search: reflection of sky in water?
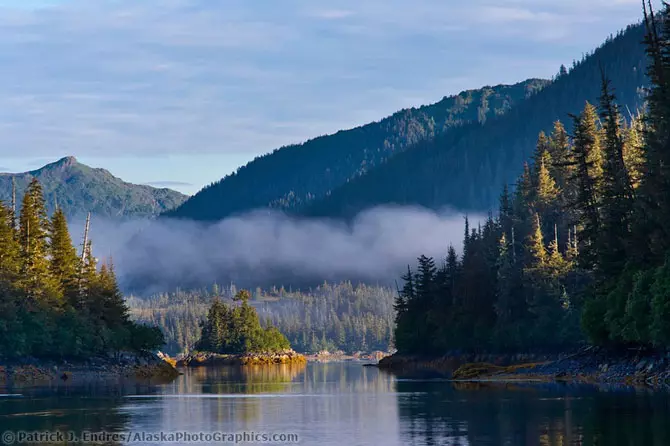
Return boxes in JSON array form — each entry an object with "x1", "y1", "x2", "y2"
[{"x1": 2, "y1": 363, "x2": 670, "y2": 445}]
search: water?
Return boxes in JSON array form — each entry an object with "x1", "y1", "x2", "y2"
[{"x1": 1, "y1": 362, "x2": 670, "y2": 445}]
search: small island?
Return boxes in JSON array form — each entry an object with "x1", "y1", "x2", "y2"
[{"x1": 177, "y1": 290, "x2": 306, "y2": 367}]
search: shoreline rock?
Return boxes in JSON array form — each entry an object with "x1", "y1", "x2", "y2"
[
  {"x1": 377, "y1": 347, "x2": 670, "y2": 387},
  {"x1": 304, "y1": 350, "x2": 391, "y2": 363},
  {"x1": 176, "y1": 350, "x2": 307, "y2": 367},
  {"x1": 0, "y1": 351, "x2": 180, "y2": 385}
]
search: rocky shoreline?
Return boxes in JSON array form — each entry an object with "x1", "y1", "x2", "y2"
[
  {"x1": 304, "y1": 350, "x2": 390, "y2": 363},
  {"x1": 176, "y1": 350, "x2": 307, "y2": 367},
  {"x1": 0, "y1": 351, "x2": 180, "y2": 385},
  {"x1": 377, "y1": 347, "x2": 670, "y2": 386}
]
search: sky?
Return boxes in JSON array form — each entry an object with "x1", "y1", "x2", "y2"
[{"x1": 0, "y1": 0, "x2": 643, "y2": 195}]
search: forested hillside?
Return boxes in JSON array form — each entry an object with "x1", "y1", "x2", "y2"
[
  {"x1": 0, "y1": 156, "x2": 187, "y2": 220},
  {"x1": 163, "y1": 80, "x2": 547, "y2": 221},
  {"x1": 129, "y1": 282, "x2": 395, "y2": 355},
  {"x1": 393, "y1": 5, "x2": 670, "y2": 354},
  {"x1": 305, "y1": 24, "x2": 648, "y2": 218},
  {"x1": 0, "y1": 178, "x2": 164, "y2": 359}
]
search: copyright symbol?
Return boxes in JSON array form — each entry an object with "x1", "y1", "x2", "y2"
[{"x1": 2, "y1": 431, "x2": 15, "y2": 445}]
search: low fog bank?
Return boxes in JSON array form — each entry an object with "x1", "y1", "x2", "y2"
[{"x1": 69, "y1": 207, "x2": 481, "y2": 295}]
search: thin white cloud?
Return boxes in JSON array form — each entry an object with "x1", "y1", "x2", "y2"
[
  {"x1": 0, "y1": 0, "x2": 643, "y2": 170},
  {"x1": 308, "y1": 9, "x2": 355, "y2": 20}
]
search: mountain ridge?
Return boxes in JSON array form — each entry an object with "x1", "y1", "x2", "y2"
[
  {"x1": 303, "y1": 24, "x2": 648, "y2": 217},
  {"x1": 0, "y1": 156, "x2": 187, "y2": 220},
  {"x1": 163, "y1": 23, "x2": 648, "y2": 223},
  {"x1": 164, "y1": 79, "x2": 549, "y2": 221}
]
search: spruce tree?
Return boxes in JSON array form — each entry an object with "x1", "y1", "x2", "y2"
[
  {"x1": 548, "y1": 121, "x2": 572, "y2": 192},
  {"x1": 493, "y1": 232, "x2": 526, "y2": 349},
  {"x1": 532, "y1": 132, "x2": 551, "y2": 170},
  {"x1": 0, "y1": 202, "x2": 20, "y2": 285},
  {"x1": 638, "y1": 2, "x2": 670, "y2": 259},
  {"x1": 527, "y1": 214, "x2": 547, "y2": 269},
  {"x1": 597, "y1": 75, "x2": 635, "y2": 278},
  {"x1": 97, "y1": 260, "x2": 130, "y2": 329},
  {"x1": 49, "y1": 208, "x2": 80, "y2": 302},
  {"x1": 546, "y1": 225, "x2": 567, "y2": 278},
  {"x1": 18, "y1": 179, "x2": 58, "y2": 301},
  {"x1": 535, "y1": 152, "x2": 559, "y2": 206},
  {"x1": 583, "y1": 102, "x2": 604, "y2": 193},
  {"x1": 569, "y1": 104, "x2": 602, "y2": 268},
  {"x1": 623, "y1": 115, "x2": 645, "y2": 189}
]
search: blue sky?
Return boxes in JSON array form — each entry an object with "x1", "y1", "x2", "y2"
[{"x1": 0, "y1": 0, "x2": 642, "y2": 195}]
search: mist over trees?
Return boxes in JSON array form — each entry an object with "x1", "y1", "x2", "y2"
[
  {"x1": 159, "y1": 21, "x2": 647, "y2": 224},
  {"x1": 394, "y1": 3, "x2": 670, "y2": 354},
  {"x1": 129, "y1": 282, "x2": 395, "y2": 355},
  {"x1": 0, "y1": 178, "x2": 164, "y2": 359}
]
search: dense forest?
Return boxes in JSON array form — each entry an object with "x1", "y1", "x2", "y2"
[
  {"x1": 0, "y1": 156, "x2": 186, "y2": 220},
  {"x1": 164, "y1": 22, "x2": 647, "y2": 224},
  {"x1": 305, "y1": 23, "x2": 648, "y2": 218},
  {"x1": 394, "y1": 4, "x2": 670, "y2": 354},
  {"x1": 163, "y1": 80, "x2": 547, "y2": 221},
  {"x1": 0, "y1": 178, "x2": 165, "y2": 359},
  {"x1": 195, "y1": 290, "x2": 291, "y2": 354},
  {"x1": 129, "y1": 282, "x2": 395, "y2": 355}
]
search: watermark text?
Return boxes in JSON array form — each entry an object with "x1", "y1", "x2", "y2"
[{"x1": 2, "y1": 430, "x2": 300, "y2": 444}]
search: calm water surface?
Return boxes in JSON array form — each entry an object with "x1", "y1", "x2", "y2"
[{"x1": 1, "y1": 362, "x2": 670, "y2": 445}]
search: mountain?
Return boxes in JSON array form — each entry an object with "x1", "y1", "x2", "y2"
[
  {"x1": 304, "y1": 24, "x2": 649, "y2": 218},
  {"x1": 164, "y1": 79, "x2": 549, "y2": 221},
  {"x1": 0, "y1": 156, "x2": 187, "y2": 219}
]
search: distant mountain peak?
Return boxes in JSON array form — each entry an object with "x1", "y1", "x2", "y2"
[
  {"x1": 0, "y1": 158, "x2": 187, "y2": 219},
  {"x1": 45, "y1": 156, "x2": 78, "y2": 170}
]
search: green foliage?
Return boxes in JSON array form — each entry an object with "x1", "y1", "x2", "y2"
[
  {"x1": 195, "y1": 291, "x2": 291, "y2": 354},
  {"x1": 0, "y1": 202, "x2": 20, "y2": 284},
  {"x1": 128, "y1": 324, "x2": 166, "y2": 352},
  {"x1": 166, "y1": 24, "x2": 647, "y2": 224},
  {"x1": 0, "y1": 179, "x2": 165, "y2": 360},
  {"x1": 394, "y1": 4, "x2": 670, "y2": 353},
  {"x1": 49, "y1": 208, "x2": 80, "y2": 300},
  {"x1": 650, "y1": 257, "x2": 670, "y2": 346},
  {"x1": 19, "y1": 179, "x2": 60, "y2": 301},
  {"x1": 603, "y1": 267, "x2": 636, "y2": 343},
  {"x1": 622, "y1": 269, "x2": 654, "y2": 344},
  {"x1": 302, "y1": 25, "x2": 647, "y2": 219},
  {"x1": 128, "y1": 282, "x2": 395, "y2": 355}
]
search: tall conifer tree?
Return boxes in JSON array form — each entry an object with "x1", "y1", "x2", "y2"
[
  {"x1": 0, "y1": 202, "x2": 20, "y2": 286},
  {"x1": 598, "y1": 75, "x2": 635, "y2": 278},
  {"x1": 18, "y1": 179, "x2": 58, "y2": 300},
  {"x1": 49, "y1": 208, "x2": 80, "y2": 302}
]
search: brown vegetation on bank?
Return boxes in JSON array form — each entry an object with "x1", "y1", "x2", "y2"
[{"x1": 176, "y1": 350, "x2": 306, "y2": 367}]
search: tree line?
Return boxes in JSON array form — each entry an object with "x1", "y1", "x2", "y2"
[
  {"x1": 304, "y1": 24, "x2": 647, "y2": 219},
  {"x1": 163, "y1": 77, "x2": 546, "y2": 222},
  {"x1": 129, "y1": 281, "x2": 395, "y2": 355},
  {"x1": 394, "y1": 4, "x2": 670, "y2": 354},
  {"x1": 0, "y1": 179, "x2": 164, "y2": 359}
]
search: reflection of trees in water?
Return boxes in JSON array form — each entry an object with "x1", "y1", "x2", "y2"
[
  {"x1": 160, "y1": 364, "x2": 308, "y2": 426},
  {"x1": 166, "y1": 363, "x2": 397, "y2": 430},
  {"x1": 193, "y1": 364, "x2": 307, "y2": 395},
  {"x1": 301, "y1": 363, "x2": 395, "y2": 394},
  {"x1": 0, "y1": 384, "x2": 163, "y2": 445},
  {"x1": 394, "y1": 380, "x2": 670, "y2": 446}
]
